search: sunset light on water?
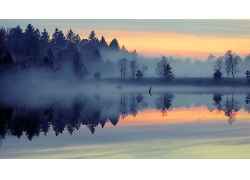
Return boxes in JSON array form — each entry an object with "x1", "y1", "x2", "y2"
[{"x1": 1, "y1": 2, "x2": 250, "y2": 178}]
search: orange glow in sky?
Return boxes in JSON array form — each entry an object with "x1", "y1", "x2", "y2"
[
  {"x1": 77, "y1": 29, "x2": 250, "y2": 60},
  {"x1": 104, "y1": 106, "x2": 250, "y2": 127},
  {"x1": 1, "y1": 19, "x2": 250, "y2": 61}
]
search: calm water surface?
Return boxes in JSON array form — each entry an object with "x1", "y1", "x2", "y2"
[{"x1": 1, "y1": 89, "x2": 250, "y2": 159}]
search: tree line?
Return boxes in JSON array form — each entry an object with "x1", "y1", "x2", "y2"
[
  {"x1": 0, "y1": 23, "x2": 139, "y2": 82},
  {"x1": 1, "y1": 23, "x2": 250, "y2": 83}
]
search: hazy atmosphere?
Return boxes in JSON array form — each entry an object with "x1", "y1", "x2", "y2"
[{"x1": 1, "y1": 11, "x2": 250, "y2": 179}]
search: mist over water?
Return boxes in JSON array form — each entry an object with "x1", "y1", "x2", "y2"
[{"x1": 1, "y1": 22, "x2": 250, "y2": 159}]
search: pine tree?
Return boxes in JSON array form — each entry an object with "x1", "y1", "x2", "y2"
[{"x1": 213, "y1": 69, "x2": 222, "y2": 81}]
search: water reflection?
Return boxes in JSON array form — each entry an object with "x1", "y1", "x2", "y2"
[
  {"x1": 0, "y1": 92, "x2": 250, "y2": 143},
  {"x1": 246, "y1": 93, "x2": 250, "y2": 104},
  {"x1": 213, "y1": 93, "x2": 223, "y2": 111},
  {"x1": 155, "y1": 93, "x2": 174, "y2": 116},
  {"x1": 223, "y1": 95, "x2": 240, "y2": 125}
]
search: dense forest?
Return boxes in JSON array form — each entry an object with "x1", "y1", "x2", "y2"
[{"x1": 0, "y1": 23, "x2": 250, "y2": 85}]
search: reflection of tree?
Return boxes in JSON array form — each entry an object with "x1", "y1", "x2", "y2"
[
  {"x1": 118, "y1": 94, "x2": 129, "y2": 119},
  {"x1": 66, "y1": 99, "x2": 84, "y2": 135},
  {"x1": 136, "y1": 94, "x2": 148, "y2": 108},
  {"x1": 99, "y1": 118, "x2": 108, "y2": 128},
  {"x1": 108, "y1": 114, "x2": 120, "y2": 126},
  {"x1": 83, "y1": 108, "x2": 102, "y2": 134},
  {"x1": 129, "y1": 94, "x2": 138, "y2": 117},
  {"x1": 10, "y1": 106, "x2": 42, "y2": 140},
  {"x1": 42, "y1": 107, "x2": 53, "y2": 135},
  {"x1": 23, "y1": 108, "x2": 41, "y2": 141},
  {"x1": 246, "y1": 93, "x2": 250, "y2": 104},
  {"x1": 155, "y1": 93, "x2": 175, "y2": 116},
  {"x1": 244, "y1": 93, "x2": 250, "y2": 113},
  {"x1": 222, "y1": 95, "x2": 239, "y2": 125},
  {"x1": 0, "y1": 106, "x2": 13, "y2": 139},
  {"x1": 213, "y1": 93, "x2": 223, "y2": 112},
  {"x1": 0, "y1": 92, "x2": 148, "y2": 141},
  {"x1": 51, "y1": 103, "x2": 69, "y2": 136}
]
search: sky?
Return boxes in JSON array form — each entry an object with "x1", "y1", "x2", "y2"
[
  {"x1": 1, "y1": 0, "x2": 250, "y2": 61},
  {"x1": 1, "y1": 19, "x2": 250, "y2": 60},
  {"x1": 1, "y1": 1, "x2": 250, "y2": 179}
]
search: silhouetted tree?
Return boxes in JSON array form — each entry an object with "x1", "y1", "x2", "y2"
[
  {"x1": 109, "y1": 38, "x2": 120, "y2": 51},
  {"x1": 72, "y1": 51, "x2": 89, "y2": 83},
  {"x1": 6, "y1": 25, "x2": 23, "y2": 67},
  {"x1": 120, "y1": 44, "x2": 127, "y2": 52},
  {"x1": 84, "y1": 45, "x2": 102, "y2": 63},
  {"x1": 213, "y1": 69, "x2": 222, "y2": 81},
  {"x1": 130, "y1": 49, "x2": 138, "y2": 58},
  {"x1": 213, "y1": 57, "x2": 223, "y2": 81},
  {"x1": 0, "y1": 26, "x2": 7, "y2": 57},
  {"x1": 214, "y1": 57, "x2": 223, "y2": 71},
  {"x1": 88, "y1": 31, "x2": 98, "y2": 42},
  {"x1": 99, "y1": 36, "x2": 108, "y2": 49},
  {"x1": 0, "y1": 51, "x2": 15, "y2": 73},
  {"x1": 136, "y1": 70, "x2": 143, "y2": 79},
  {"x1": 94, "y1": 71, "x2": 101, "y2": 80},
  {"x1": 22, "y1": 24, "x2": 42, "y2": 70},
  {"x1": 43, "y1": 56, "x2": 54, "y2": 71},
  {"x1": 136, "y1": 65, "x2": 148, "y2": 80},
  {"x1": 224, "y1": 50, "x2": 240, "y2": 81},
  {"x1": 244, "y1": 54, "x2": 250, "y2": 64},
  {"x1": 73, "y1": 34, "x2": 81, "y2": 44},
  {"x1": 46, "y1": 48, "x2": 55, "y2": 61},
  {"x1": 41, "y1": 28, "x2": 50, "y2": 48},
  {"x1": 155, "y1": 56, "x2": 174, "y2": 80},
  {"x1": 129, "y1": 58, "x2": 139, "y2": 79},
  {"x1": 246, "y1": 70, "x2": 250, "y2": 83},
  {"x1": 66, "y1": 29, "x2": 75, "y2": 44},
  {"x1": 206, "y1": 54, "x2": 215, "y2": 62},
  {"x1": 42, "y1": 48, "x2": 55, "y2": 71},
  {"x1": 164, "y1": 64, "x2": 174, "y2": 80},
  {"x1": 118, "y1": 58, "x2": 128, "y2": 79},
  {"x1": 51, "y1": 28, "x2": 66, "y2": 48}
]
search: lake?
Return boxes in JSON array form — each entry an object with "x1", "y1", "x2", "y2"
[{"x1": 1, "y1": 86, "x2": 250, "y2": 159}]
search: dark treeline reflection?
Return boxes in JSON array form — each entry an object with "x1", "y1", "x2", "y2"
[
  {"x1": 213, "y1": 94, "x2": 240, "y2": 125},
  {"x1": 0, "y1": 92, "x2": 149, "y2": 141},
  {"x1": 155, "y1": 93, "x2": 175, "y2": 116},
  {"x1": 0, "y1": 92, "x2": 250, "y2": 142}
]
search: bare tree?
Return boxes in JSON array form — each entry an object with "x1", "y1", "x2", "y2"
[
  {"x1": 214, "y1": 57, "x2": 223, "y2": 71},
  {"x1": 129, "y1": 58, "x2": 139, "y2": 79},
  {"x1": 224, "y1": 50, "x2": 240, "y2": 81},
  {"x1": 118, "y1": 58, "x2": 128, "y2": 79}
]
